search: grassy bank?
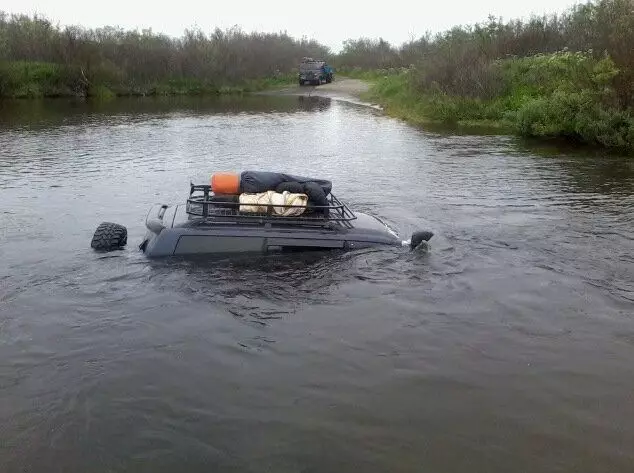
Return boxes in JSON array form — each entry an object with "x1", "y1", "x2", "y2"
[
  {"x1": 360, "y1": 51, "x2": 634, "y2": 154},
  {"x1": 0, "y1": 61, "x2": 296, "y2": 99},
  {"x1": 334, "y1": 0, "x2": 634, "y2": 154}
]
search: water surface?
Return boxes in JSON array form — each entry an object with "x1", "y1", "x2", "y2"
[{"x1": 1, "y1": 95, "x2": 633, "y2": 473}]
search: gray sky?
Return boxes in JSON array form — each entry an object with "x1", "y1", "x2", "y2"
[{"x1": 3, "y1": 0, "x2": 578, "y2": 52}]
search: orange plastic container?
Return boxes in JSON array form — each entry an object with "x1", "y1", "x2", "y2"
[{"x1": 211, "y1": 172, "x2": 240, "y2": 194}]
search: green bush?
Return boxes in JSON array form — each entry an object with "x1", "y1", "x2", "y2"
[
  {"x1": 88, "y1": 84, "x2": 115, "y2": 99},
  {"x1": 0, "y1": 61, "x2": 75, "y2": 97},
  {"x1": 365, "y1": 49, "x2": 633, "y2": 153},
  {"x1": 514, "y1": 91, "x2": 633, "y2": 150}
]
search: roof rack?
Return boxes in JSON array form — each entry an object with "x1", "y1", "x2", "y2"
[{"x1": 185, "y1": 184, "x2": 357, "y2": 228}]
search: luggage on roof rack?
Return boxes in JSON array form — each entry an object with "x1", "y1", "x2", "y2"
[
  {"x1": 238, "y1": 170, "x2": 332, "y2": 195},
  {"x1": 209, "y1": 170, "x2": 332, "y2": 196},
  {"x1": 185, "y1": 183, "x2": 357, "y2": 228},
  {"x1": 90, "y1": 175, "x2": 435, "y2": 257}
]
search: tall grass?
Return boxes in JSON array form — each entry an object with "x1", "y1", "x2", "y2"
[
  {"x1": 365, "y1": 51, "x2": 634, "y2": 153},
  {"x1": 0, "y1": 61, "x2": 81, "y2": 98}
]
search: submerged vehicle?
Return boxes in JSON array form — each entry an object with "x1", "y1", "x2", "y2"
[{"x1": 91, "y1": 171, "x2": 433, "y2": 257}]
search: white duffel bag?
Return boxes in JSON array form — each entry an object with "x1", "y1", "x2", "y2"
[{"x1": 239, "y1": 191, "x2": 308, "y2": 216}]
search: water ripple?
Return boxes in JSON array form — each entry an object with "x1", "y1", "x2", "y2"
[{"x1": 1, "y1": 96, "x2": 634, "y2": 473}]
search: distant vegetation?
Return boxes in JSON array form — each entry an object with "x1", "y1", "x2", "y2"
[
  {"x1": 334, "y1": 0, "x2": 634, "y2": 153},
  {"x1": 0, "y1": 12, "x2": 329, "y2": 97},
  {"x1": 1, "y1": 0, "x2": 633, "y2": 152}
]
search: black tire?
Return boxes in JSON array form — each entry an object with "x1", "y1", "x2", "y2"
[
  {"x1": 91, "y1": 222, "x2": 128, "y2": 251},
  {"x1": 410, "y1": 230, "x2": 434, "y2": 250}
]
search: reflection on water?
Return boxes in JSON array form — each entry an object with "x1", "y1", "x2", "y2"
[
  {"x1": 296, "y1": 95, "x2": 332, "y2": 112},
  {"x1": 0, "y1": 94, "x2": 332, "y2": 130},
  {"x1": 1, "y1": 95, "x2": 634, "y2": 473},
  {"x1": 145, "y1": 250, "x2": 354, "y2": 319}
]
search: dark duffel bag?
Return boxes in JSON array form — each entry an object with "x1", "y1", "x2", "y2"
[
  {"x1": 240, "y1": 171, "x2": 332, "y2": 196},
  {"x1": 276, "y1": 181, "x2": 329, "y2": 217}
]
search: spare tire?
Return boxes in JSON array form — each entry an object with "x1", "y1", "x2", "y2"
[
  {"x1": 91, "y1": 222, "x2": 127, "y2": 251},
  {"x1": 410, "y1": 230, "x2": 434, "y2": 250}
]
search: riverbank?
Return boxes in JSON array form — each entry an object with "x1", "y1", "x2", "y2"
[
  {"x1": 356, "y1": 72, "x2": 513, "y2": 131},
  {"x1": 0, "y1": 61, "x2": 296, "y2": 99},
  {"x1": 355, "y1": 55, "x2": 634, "y2": 155},
  {"x1": 266, "y1": 77, "x2": 369, "y2": 96},
  {"x1": 361, "y1": 60, "x2": 634, "y2": 155}
]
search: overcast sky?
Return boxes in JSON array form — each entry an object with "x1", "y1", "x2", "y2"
[{"x1": 3, "y1": 0, "x2": 579, "y2": 52}]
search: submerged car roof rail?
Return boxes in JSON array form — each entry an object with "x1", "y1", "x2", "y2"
[{"x1": 185, "y1": 183, "x2": 357, "y2": 228}]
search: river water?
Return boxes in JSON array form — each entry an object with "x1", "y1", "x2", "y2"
[{"x1": 1, "y1": 94, "x2": 633, "y2": 473}]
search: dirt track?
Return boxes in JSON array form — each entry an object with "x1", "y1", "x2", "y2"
[
  {"x1": 306, "y1": 78, "x2": 370, "y2": 96},
  {"x1": 262, "y1": 78, "x2": 370, "y2": 100}
]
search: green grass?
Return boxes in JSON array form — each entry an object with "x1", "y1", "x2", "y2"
[
  {"x1": 358, "y1": 52, "x2": 634, "y2": 154},
  {"x1": 360, "y1": 73, "x2": 512, "y2": 131},
  {"x1": 0, "y1": 61, "x2": 79, "y2": 98},
  {"x1": 0, "y1": 62, "x2": 297, "y2": 99}
]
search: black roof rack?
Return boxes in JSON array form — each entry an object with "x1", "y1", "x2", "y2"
[{"x1": 185, "y1": 184, "x2": 357, "y2": 228}]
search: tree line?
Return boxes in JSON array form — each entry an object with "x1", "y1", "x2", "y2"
[
  {"x1": 2, "y1": 0, "x2": 632, "y2": 105},
  {"x1": 0, "y1": 12, "x2": 330, "y2": 96},
  {"x1": 334, "y1": 0, "x2": 634, "y2": 110}
]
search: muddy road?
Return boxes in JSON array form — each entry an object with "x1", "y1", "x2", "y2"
[{"x1": 261, "y1": 78, "x2": 372, "y2": 103}]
